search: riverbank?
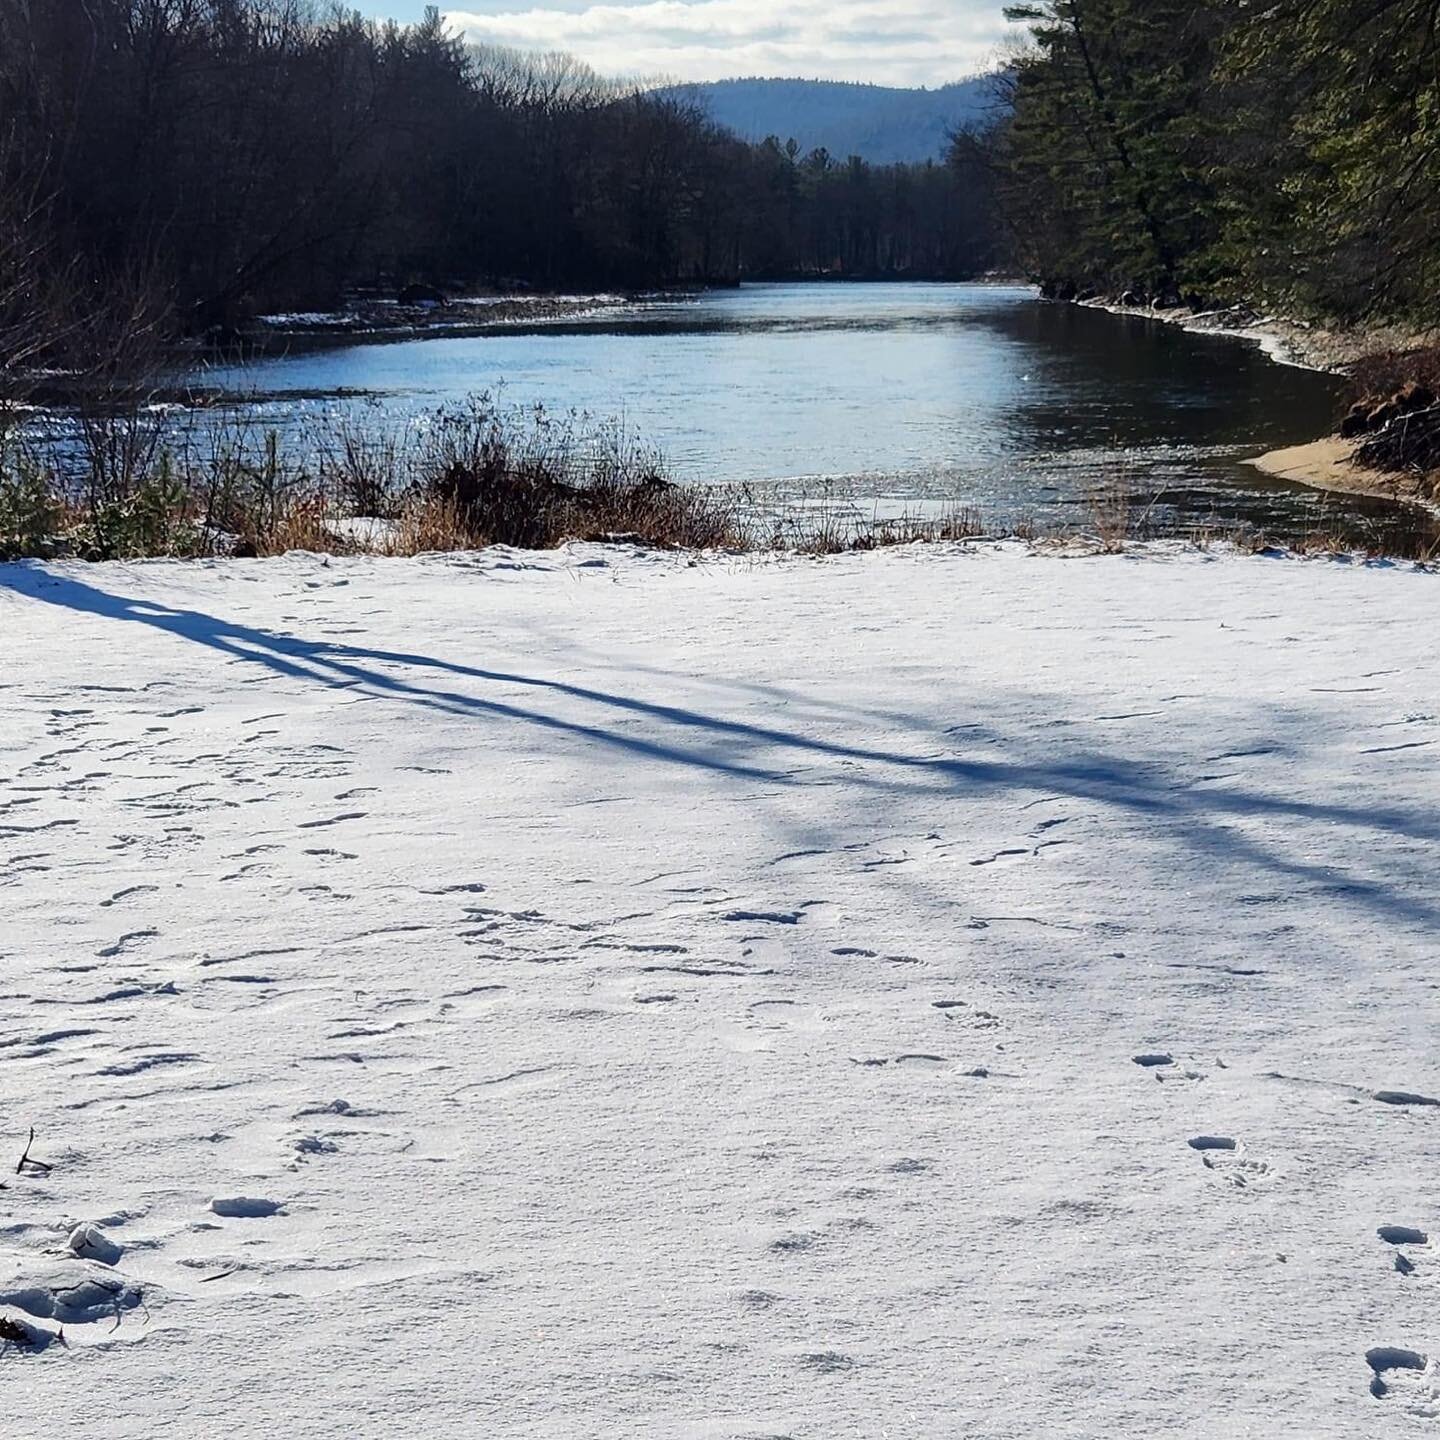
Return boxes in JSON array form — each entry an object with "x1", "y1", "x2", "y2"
[
  {"x1": 1250, "y1": 436, "x2": 1437, "y2": 509},
  {"x1": 244, "y1": 291, "x2": 642, "y2": 352},
  {"x1": 2, "y1": 541, "x2": 1437, "y2": 1435},
  {"x1": 1077, "y1": 294, "x2": 1439, "y2": 374},
  {"x1": 1073, "y1": 295, "x2": 1440, "y2": 513}
]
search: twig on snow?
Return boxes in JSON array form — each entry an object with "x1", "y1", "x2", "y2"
[{"x1": 16, "y1": 1127, "x2": 52, "y2": 1176}]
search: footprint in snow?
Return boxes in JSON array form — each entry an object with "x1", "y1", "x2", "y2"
[
  {"x1": 292, "y1": 1134, "x2": 338, "y2": 1159},
  {"x1": 797, "y1": 1350, "x2": 856, "y2": 1373},
  {"x1": 969, "y1": 847, "x2": 1030, "y2": 868},
  {"x1": 933, "y1": 1000, "x2": 1002, "y2": 1031},
  {"x1": 0, "y1": 1265, "x2": 145, "y2": 1331},
  {"x1": 887, "y1": 1157, "x2": 933, "y2": 1175},
  {"x1": 210, "y1": 1196, "x2": 283, "y2": 1219},
  {"x1": 850, "y1": 1053, "x2": 947, "y2": 1070},
  {"x1": 1378, "y1": 1224, "x2": 1431, "y2": 1277},
  {"x1": 1373, "y1": 1089, "x2": 1440, "y2": 1108},
  {"x1": 67, "y1": 1222, "x2": 123, "y2": 1265},
  {"x1": 1366, "y1": 1347, "x2": 1437, "y2": 1410},
  {"x1": 298, "y1": 811, "x2": 367, "y2": 830},
  {"x1": 1187, "y1": 1135, "x2": 1270, "y2": 1188},
  {"x1": 1133, "y1": 1051, "x2": 1206, "y2": 1081},
  {"x1": 96, "y1": 928, "x2": 158, "y2": 958}
]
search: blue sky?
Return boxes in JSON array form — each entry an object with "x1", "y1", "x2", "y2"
[{"x1": 361, "y1": 1, "x2": 1016, "y2": 86}]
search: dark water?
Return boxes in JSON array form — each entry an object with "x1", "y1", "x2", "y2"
[{"x1": 199, "y1": 282, "x2": 1428, "y2": 544}]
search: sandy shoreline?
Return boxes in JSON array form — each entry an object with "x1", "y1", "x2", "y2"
[{"x1": 1248, "y1": 436, "x2": 1436, "y2": 510}]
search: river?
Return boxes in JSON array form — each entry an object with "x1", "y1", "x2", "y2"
[{"x1": 198, "y1": 282, "x2": 1425, "y2": 545}]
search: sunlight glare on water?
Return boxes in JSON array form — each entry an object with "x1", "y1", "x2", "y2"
[{"x1": 198, "y1": 281, "x2": 1415, "y2": 541}]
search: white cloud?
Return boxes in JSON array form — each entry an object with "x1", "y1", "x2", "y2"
[{"x1": 442, "y1": 0, "x2": 1016, "y2": 86}]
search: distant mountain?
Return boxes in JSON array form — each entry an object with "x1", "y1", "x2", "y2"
[{"x1": 661, "y1": 76, "x2": 1006, "y2": 166}]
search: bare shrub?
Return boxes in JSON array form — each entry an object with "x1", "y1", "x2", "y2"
[
  {"x1": 414, "y1": 398, "x2": 744, "y2": 550},
  {"x1": 55, "y1": 262, "x2": 181, "y2": 557},
  {"x1": 312, "y1": 405, "x2": 411, "y2": 518}
]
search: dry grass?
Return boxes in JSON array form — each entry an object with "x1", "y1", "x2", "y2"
[
  {"x1": 5, "y1": 393, "x2": 1438, "y2": 565},
  {"x1": 389, "y1": 493, "x2": 474, "y2": 554},
  {"x1": 1078, "y1": 468, "x2": 1173, "y2": 553},
  {"x1": 6, "y1": 397, "x2": 750, "y2": 559}
]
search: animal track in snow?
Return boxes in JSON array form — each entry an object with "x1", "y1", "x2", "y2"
[
  {"x1": 1167, "y1": 960, "x2": 1267, "y2": 978},
  {"x1": 200, "y1": 945, "x2": 302, "y2": 968},
  {"x1": 582, "y1": 939, "x2": 687, "y2": 955}
]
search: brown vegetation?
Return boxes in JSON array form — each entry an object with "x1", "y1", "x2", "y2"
[
  {"x1": 4, "y1": 391, "x2": 1437, "y2": 565},
  {"x1": 1338, "y1": 347, "x2": 1440, "y2": 499}
]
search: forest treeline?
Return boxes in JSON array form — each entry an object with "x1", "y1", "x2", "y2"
[
  {"x1": 0, "y1": 0, "x2": 996, "y2": 372},
  {"x1": 979, "y1": 0, "x2": 1440, "y2": 326}
]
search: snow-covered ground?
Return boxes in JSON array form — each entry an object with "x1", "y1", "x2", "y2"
[{"x1": 1, "y1": 542, "x2": 1437, "y2": 1436}]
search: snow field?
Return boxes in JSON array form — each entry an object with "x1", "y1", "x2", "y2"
[{"x1": 0, "y1": 541, "x2": 1437, "y2": 1436}]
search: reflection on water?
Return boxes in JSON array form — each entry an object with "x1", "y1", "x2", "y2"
[{"x1": 196, "y1": 283, "x2": 1431, "y2": 547}]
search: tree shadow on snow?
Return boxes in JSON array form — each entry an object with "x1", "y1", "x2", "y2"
[{"x1": 5, "y1": 564, "x2": 1437, "y2": 929}]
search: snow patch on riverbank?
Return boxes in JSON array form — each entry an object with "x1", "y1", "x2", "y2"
[
  {"x1": 1077, "y1": 296, "x2": 1336, "y2": 371},
  {"x1": 255, "y1": 292, "x2": 641, "y2": 338},
  {"x1": 0, "y1": 542, "x2": 1436, "y2": 1436}
]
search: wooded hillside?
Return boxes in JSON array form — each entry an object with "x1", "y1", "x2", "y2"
[{"x1": 0, "y1": 0, "x2": 999, "y2": 374}]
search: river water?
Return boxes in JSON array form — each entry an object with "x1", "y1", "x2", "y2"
[{"x1": 199, "y1": 282, "x2": 1424, "y2": 544}]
